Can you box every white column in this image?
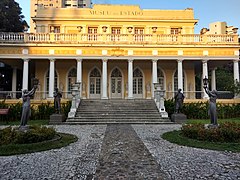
[76,59,82,83]
[177,59,183,90]
[102,59,108,99]
[48,59,55,98]
[233,59,239,82]
[202,60,208,99]
[152,59,158,98]
[22,59,29,90]
[12,67,17,98]
[76,59,82,97]
[128,59,134,99]
[211,68,216,90]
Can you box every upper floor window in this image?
[50,26,60,33]
[171,28,179,35]
[88,27,98,41]
[134,28,144,41]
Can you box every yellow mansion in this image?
[0,4,239,101]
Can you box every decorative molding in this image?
[49,49,55,55]
[128,50,133,56]
[152,50,158,56]
[76,49,82,55]
[178,50,183,56]
[102,50,108,55]
[22,49,29,55]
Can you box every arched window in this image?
[157,68,164,90]
[133,68,143,97]
[68,68,77,93]
[89,68,101,98]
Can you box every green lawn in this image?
[162,130,240,153]
[0,120,49,126]
[186,118,240,124]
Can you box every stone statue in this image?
[174,89,185,113]
[20,86,37,127]
[54,88,62,114]
[204,86,218,125]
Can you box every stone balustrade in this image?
[0,33,238,45]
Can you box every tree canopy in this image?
[0,0,28,32]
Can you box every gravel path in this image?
[0,124,239,180]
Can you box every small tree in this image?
[0,0,28,32]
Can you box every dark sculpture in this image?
[54,88,62,114]
[174,89,185,113]
[203,85,218,125]
[20,86,37,126]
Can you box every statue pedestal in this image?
[171,113,187,124]
[49,114,65,125]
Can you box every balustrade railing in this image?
[0,33,238,45]
[0,90,235,100]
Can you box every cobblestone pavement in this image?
[0,124,240,180]
[94,124,169,180]
[133,124,240,180]
[0,125,106,180]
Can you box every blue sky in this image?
[16,0,240,33]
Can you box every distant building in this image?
[30,0,92,32]
[200,21,238,35]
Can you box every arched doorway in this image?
[111,68,122,98]
[133,68,143,98]
[89,68,101,99]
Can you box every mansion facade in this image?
[0,4,239,101]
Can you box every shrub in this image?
[182,122,240,143]
[0,126,56,145]
[0,101,71,121]
[165,100,240,119]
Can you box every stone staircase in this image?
[66,99,171,124]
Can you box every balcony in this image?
[0,33,239,45]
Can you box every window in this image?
[50,26,60,33]
[134,28,144,41]
[68,68,77,94]
[171,28,179,35]
[111,27,121,41]
[88,27,98,41]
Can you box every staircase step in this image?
[66,99,170,124]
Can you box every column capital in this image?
[152,59,158,63]
[177,59,184,63]
[128,59,134,63]
[49,58,55,62]
[102,59,108,63]
[76,58,83,62]
[233,59,239,63]
[22,58,30,62]
[202,59,208,63]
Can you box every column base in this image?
[101,97,108,100]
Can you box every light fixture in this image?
[127,27,133,33]
[152,27,157,33]
[102,26,107,32]
[77,26,83,32]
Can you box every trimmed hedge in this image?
[165,99,240,119]
[0,101,71,121]
[0,126,56,145]
[181,122,240,143]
